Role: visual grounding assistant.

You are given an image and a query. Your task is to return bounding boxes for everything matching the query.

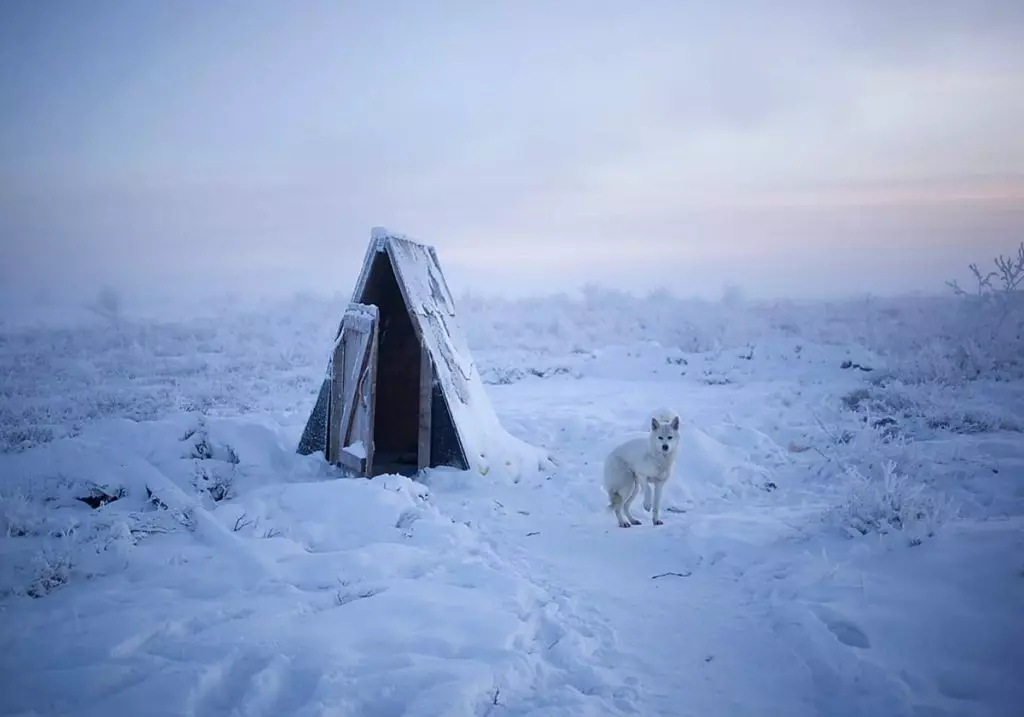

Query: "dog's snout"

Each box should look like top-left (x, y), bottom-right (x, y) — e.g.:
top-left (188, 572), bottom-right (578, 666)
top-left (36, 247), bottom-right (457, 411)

top-left (662, 443), bottom-right (670, 452)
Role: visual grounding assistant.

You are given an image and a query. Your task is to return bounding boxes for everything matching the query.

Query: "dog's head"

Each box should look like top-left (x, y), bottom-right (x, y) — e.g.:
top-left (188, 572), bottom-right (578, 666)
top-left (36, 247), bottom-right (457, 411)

top-left (648, 409), bottom-right (681, 457)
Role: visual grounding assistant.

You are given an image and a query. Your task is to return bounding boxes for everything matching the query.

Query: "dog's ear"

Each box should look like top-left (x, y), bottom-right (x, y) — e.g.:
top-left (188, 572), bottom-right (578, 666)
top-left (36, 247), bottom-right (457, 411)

top-left (670, 416), bottom-right (680, 430)
top-left (651, 417), bottom-right (659, 431)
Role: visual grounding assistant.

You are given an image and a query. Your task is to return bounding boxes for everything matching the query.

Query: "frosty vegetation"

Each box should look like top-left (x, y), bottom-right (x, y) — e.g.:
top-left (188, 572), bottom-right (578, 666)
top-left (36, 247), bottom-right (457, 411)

top-left (1, 247), bottom-right (1021, 542)
top-left (0, 246), bottom-right (1021, 715)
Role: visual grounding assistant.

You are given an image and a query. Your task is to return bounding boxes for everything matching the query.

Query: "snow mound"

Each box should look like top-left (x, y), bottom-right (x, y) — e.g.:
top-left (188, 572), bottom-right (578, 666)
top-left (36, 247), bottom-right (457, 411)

top-left (673, 425), bottom-right (783, 501)
top-left (0, 414), bottom-right (629, 716)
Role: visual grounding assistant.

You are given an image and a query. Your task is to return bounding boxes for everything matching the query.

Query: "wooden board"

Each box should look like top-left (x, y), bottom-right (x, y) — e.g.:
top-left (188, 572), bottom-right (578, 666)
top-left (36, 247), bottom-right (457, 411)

top-left (417, 344), bottom-right (433, 469)
top-left (326, 303), bottom-right (379, 475)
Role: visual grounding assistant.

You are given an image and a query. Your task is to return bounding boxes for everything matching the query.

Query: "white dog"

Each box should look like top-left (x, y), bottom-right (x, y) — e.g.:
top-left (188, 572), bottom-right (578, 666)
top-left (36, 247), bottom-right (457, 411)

top-left (603, 409), bottom-right (681, 528)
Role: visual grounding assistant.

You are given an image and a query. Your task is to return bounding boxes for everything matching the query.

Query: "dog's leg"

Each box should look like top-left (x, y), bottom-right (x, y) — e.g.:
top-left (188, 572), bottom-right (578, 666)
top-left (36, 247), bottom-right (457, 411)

top-left (623, 474), bottom-right (642, 526)
top-left (651, 480), bottom-right (666, 525)
top-left (611, 489), bottom-right (632, 528)
top-left (642, 477), bottom-right (653, 512)
top-left (610, 501), bottom-right (626, 528)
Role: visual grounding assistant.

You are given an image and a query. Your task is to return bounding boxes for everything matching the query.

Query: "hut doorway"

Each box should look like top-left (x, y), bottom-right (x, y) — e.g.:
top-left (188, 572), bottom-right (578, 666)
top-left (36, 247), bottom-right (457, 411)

top-left (358, 250), bottom-right (424, 475)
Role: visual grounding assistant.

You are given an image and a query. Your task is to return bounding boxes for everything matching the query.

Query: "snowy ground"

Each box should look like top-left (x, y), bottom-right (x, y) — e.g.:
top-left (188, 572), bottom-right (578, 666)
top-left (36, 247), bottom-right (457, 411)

top-left (1, 291), bottom-right (1022, 717)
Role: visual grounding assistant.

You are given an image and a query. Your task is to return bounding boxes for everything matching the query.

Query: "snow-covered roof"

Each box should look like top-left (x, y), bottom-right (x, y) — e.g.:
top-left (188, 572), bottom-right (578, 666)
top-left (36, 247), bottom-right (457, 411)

top-left (351, 228), bottom-right (549, 478)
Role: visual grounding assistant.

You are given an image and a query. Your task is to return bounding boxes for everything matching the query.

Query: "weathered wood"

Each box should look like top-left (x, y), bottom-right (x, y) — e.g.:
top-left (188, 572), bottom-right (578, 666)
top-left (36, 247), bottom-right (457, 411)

top-left (341, 301), bottom-right (377, 334)
top-left (301, 228), bottom-right (544, 478)
top-left (386, 250), bottom-right (426, 345)
top-left (362, 314), bottom-right (379, 474)
top-left (384, 237), bottom-right (470, 470)
top-left (326, 339), bottom-right (346, 464)
top-left (337, 447), bottom-right (366, 475)
top-left (327, 304), bottom-right (379, 475)
top-left (339, 327), bottom-right (375, 448)
top-left (417, 343), bottom-right (433, 469)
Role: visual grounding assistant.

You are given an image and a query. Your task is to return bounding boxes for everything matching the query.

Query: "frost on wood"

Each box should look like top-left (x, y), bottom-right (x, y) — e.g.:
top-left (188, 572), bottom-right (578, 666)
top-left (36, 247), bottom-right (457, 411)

top-left (344, 440), bottom-right (367, 459)
top-left (387, 236), bottom-right (472, 400)
top-left (378, 231), bottom-right (551, 478)
top-left (332, 303), bottom-right (378, 353)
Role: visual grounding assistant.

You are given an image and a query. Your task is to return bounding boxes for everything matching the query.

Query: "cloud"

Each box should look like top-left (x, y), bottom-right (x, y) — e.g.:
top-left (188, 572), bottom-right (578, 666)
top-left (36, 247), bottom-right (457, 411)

top-left (1, 0), bottom-right (1022, 301)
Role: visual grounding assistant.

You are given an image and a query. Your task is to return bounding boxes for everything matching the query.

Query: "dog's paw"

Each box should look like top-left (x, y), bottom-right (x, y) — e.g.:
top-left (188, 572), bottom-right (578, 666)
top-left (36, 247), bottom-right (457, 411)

top-left (629, 517), bottom-right (641, 526)
top-left (618, 520), bottom-right (633, 528)
top-left (653, 518), bottom-right (664, 526)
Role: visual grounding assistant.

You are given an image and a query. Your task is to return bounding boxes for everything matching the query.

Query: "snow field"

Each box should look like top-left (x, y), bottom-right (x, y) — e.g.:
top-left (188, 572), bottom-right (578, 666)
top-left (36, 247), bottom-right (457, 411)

top-left (1, 288), bottom-right (1022, 716)
top-left (479, 373), bottom-right (1023, 716)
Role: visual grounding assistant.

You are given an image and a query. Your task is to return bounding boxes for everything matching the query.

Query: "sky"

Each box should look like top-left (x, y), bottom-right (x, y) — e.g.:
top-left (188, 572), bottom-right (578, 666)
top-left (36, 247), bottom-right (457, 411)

top-left (1, 0), bottom-right (1023, 304)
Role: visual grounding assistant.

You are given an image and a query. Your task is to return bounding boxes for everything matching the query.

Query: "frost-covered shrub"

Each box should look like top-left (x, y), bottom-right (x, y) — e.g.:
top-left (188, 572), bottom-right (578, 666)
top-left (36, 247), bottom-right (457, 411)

top-left (27, 546), bottom-right (73, 598)
top-left (841, 379), bottom-right (1024, 439)
top-left (2, 269), bottom-right (1021, 455)
top-left (810, 416), bottom-right (953, 538)
top-left (925, 407), bottom-right (1023, 435)
top-left (0, 490), bottom-right (38, 537)
top-left (0, 305), bottom-right (331, 454)
top-left (841, 383), bottom-right (920, 420)
top-left (458, 288), bottom-right (780, 354)
top-left (192, 461), bottom-right (236, 503)
top-left (897, 242), bottom-right (1024, 384)
top-left (828, 460), bottom-right (957, 540)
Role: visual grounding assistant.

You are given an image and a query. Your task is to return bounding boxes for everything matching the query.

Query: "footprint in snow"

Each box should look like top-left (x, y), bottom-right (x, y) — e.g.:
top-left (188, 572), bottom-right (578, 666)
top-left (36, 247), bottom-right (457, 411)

top-left (810, 605), bottom-right (871, 649)
top-left (189, 650), bottom-right (321, 717)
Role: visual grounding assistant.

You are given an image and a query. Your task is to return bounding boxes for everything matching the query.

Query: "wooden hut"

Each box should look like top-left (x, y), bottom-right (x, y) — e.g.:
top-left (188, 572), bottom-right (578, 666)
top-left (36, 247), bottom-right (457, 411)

top-left (298, 227), bottom-right (547, 478)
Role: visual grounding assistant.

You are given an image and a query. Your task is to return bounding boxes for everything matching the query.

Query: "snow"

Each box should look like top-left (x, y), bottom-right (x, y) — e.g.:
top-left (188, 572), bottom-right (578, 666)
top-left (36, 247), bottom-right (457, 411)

top-left (343, 440), bottom-right (367, 460)
top-left (1, 288), bottom-right (1023, 717)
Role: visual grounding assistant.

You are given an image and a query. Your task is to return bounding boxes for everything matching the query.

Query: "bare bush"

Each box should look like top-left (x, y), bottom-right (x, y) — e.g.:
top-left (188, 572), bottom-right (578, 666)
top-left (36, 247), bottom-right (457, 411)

top-left (946, 242), bottom-right (1024, 302)
top-left (939, 242), bottom-right (1024, 381)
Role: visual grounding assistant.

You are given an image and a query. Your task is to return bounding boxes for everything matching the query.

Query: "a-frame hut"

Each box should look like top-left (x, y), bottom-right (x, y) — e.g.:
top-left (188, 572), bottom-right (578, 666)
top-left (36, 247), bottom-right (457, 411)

top-left (298, 227), bottom-right (549, 479)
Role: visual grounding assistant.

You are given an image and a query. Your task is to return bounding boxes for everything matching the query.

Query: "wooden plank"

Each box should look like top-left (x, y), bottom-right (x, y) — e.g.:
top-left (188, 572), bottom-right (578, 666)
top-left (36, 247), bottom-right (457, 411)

top-left (417, 342), bottom-right (433, 469)
top-left (326, 338), bottom-right (346, 464)
top-left (363, 319), bottom-right (379, 474)
top-left (383, 247), bottom-right (426, 346)
top-left (326, 304), bottom-right (379, 474)
top-left (339, 313), bottom-right (376, 450)
top-left (343, 301), bottom-right (377, 332)
top-left (334, 325), bottom-right (360, 457)
top-left (337, 448), bottom-right (365, 475)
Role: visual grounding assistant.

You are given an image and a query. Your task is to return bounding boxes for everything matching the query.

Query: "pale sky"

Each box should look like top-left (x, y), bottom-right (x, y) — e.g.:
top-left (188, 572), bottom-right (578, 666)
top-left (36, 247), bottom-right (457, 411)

top-left (1, 0), bottom-right (1023, 303)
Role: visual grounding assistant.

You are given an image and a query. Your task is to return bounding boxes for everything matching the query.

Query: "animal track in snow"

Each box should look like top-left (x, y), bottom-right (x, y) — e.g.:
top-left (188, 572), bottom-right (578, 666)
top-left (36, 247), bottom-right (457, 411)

top-left (187, 650), bottom-right (321, 717)
top-left (811, 605), bottom-right (872, 649)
